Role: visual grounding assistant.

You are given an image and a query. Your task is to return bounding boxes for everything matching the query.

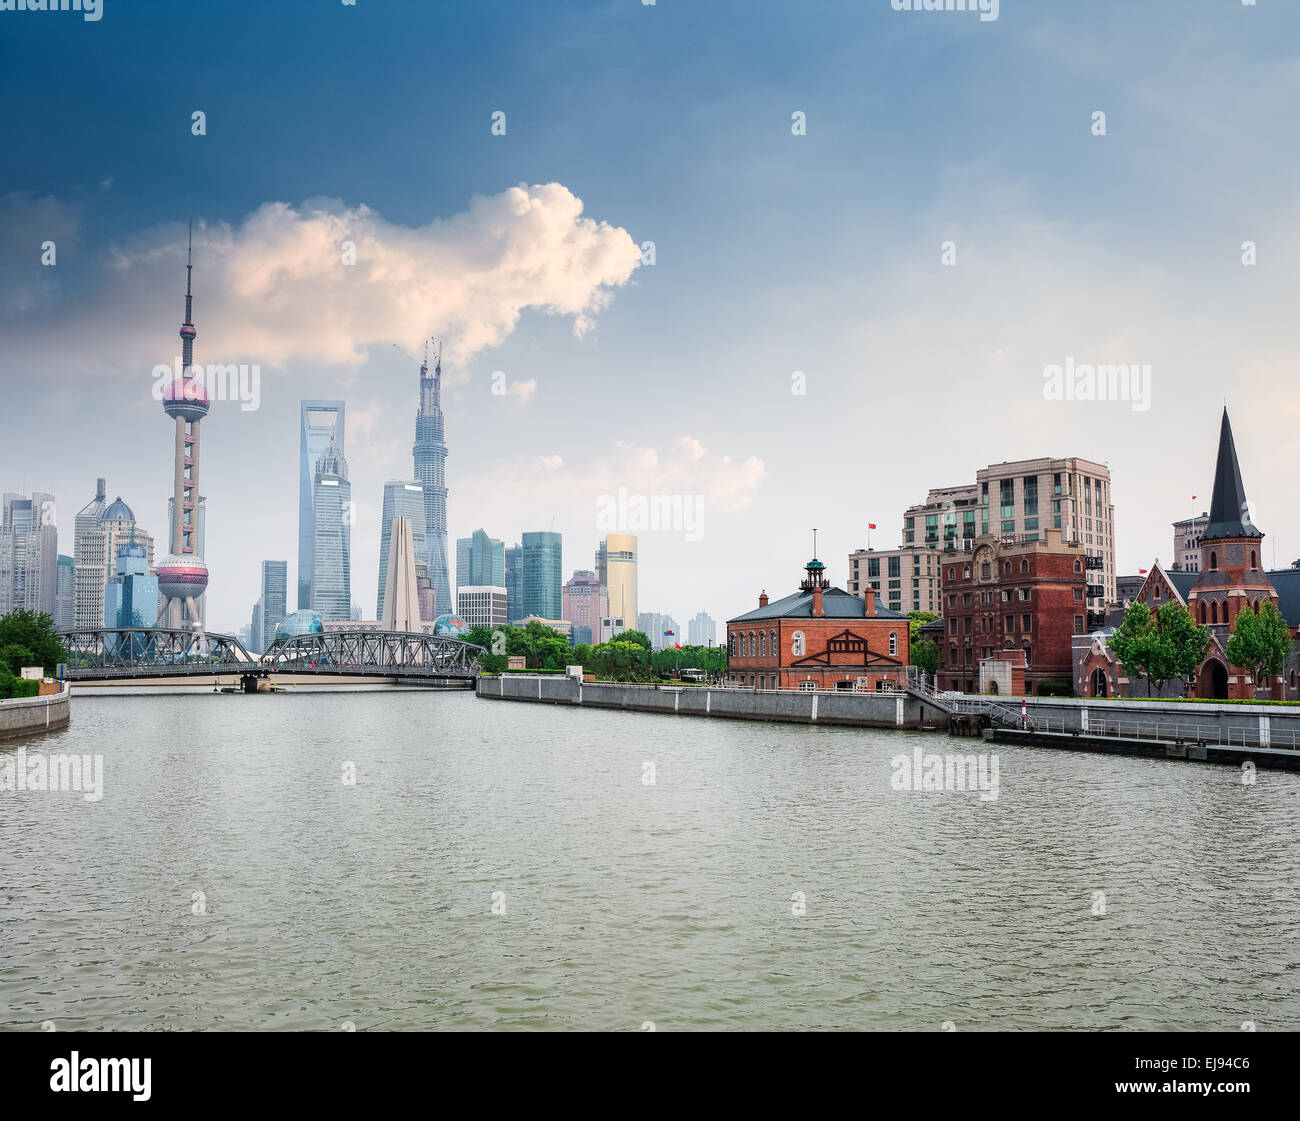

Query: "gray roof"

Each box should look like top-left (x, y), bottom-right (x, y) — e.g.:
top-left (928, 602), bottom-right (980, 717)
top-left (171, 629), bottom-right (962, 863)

top-left (729, 587), bottom-right (907, 623)
top-left (1203, 409), bottom-right (1262, 541)
top-left (1166, 569), bottom-right (1197, 602)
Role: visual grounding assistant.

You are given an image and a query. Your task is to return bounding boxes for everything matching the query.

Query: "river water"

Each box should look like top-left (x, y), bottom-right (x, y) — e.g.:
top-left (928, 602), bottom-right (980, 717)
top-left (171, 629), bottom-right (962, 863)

top-left (2, 690), bottom-right (1297, 1031)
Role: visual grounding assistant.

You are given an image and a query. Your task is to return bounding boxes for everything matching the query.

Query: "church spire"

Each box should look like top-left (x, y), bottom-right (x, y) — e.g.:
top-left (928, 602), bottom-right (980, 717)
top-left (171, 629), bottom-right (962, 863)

top-left (1203, 408), bottom-right (1261, 541)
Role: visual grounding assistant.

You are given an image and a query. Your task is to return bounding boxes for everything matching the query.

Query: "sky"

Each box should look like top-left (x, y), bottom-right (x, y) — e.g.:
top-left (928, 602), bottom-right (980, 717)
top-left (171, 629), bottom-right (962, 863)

top-left (2, 0), bottom-right (1299, 634)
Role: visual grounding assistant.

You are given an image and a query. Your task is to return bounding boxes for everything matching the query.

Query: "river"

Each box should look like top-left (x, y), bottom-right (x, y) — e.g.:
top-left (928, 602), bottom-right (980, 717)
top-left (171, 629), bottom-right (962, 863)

top-left (2, 690), bottom-right (1297, 1031)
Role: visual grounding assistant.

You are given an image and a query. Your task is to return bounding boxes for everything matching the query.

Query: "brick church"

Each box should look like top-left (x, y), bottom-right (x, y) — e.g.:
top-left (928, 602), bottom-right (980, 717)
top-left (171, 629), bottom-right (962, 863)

top-left (726, 557), bottom-right (910, 691)
top-left (1080, 409), bottom-right (1300, 700)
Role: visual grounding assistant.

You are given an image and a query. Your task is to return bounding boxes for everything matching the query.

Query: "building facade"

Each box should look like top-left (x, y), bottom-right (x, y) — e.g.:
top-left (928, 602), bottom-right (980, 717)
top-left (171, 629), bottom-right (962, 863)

top-left (562, 569), bottom-right (605, 646)
top-left (902, 484), bottom-right (981, 553)
top-left (298, 400), bottom-right (345, 610)
top-left (309, 436), bottom-right (351, 620)
top-left (458, 585), bottom-right (508, 630)
top-left (55, 554), bottom-right (75, 631)
top-left (638, 611), bottom-right (682, 650)
top-left (457, 529), bottom-right (505, 593)
top-left (74, 497), bottom-right (155, 631)
top-left (504, 543), bottom-right (523, 624)
top-left (104, 536), bottom-right (159, 628)
top-left (687, 611), bottom-right (717, 647)
top-left (0, 491), bottom-right (58, 617)
top-left (1171, 513), bottom-right (1209, 572)
top-left (597, 534), bottom-right (637, 644)
top-left (936, 528), bottom-right (1089, 695)
top-left (521, 531), bottom-right (562, 621)
top-left (377, 481), bottom-right (427, 621)
top-left (847, 545), bottom-right (942, 617)
top-left (260, 560), bottom-right (288, 650)
top-left (726, 558), bottom-right (910, 691)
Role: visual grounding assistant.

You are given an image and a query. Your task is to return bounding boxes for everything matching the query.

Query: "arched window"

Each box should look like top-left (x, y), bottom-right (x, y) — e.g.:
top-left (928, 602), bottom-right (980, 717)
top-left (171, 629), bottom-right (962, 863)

top-left (1022, 642), bottom-right (1032, 666)
top-left (792, 631), bottom-right (805, 657)
top-left (1209, 550), bottom-right (1218, 571)
top-left (1200, 601), bottom-right (1206, 624)
top-left (1251, 550), bottom-right (1258, 569)
top-left (1021, 559), bottom-right (1029, 574)
top-left (1073, 558), bottom-right (1082, 573)
top-left (948, 567), bottom-right (955, 581)
top-left (963, 566), bottom-right (971, 579)
top-left (728, 634), bottom-right (736, 656)
top-left (1254, 600), bottom-right (1261, 615)
top-left (748, 632), bottom-right (756, 657)
top-left (889, 632), bottom-right (898, 656)
top-left (1211, 602), bottom-right (1218, 624)
top-left (759, 631), bottom-right (766, 657)
top-left (769, 630), bottom-right (777, 659)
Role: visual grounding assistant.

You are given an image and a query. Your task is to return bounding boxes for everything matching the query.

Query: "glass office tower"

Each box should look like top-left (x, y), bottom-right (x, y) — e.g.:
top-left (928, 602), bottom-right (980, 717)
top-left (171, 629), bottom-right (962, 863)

top-left (521, 531), bottom-right (562, 621)
top-left (309, 436), bottom-right (351, 620)
top-left (376, 481), bottom-right (427, 621)
top-left (299, 401), bottom-right (346, 610)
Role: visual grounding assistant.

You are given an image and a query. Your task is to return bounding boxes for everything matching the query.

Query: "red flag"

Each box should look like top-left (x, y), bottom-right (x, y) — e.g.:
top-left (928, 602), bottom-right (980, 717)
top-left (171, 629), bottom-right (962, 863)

top-left (868, 523), bottom-right (877, 529)
top-left (674, 643), bottom-right (681, 650)
top-left (1139, 568), bottom-right (1148, 574)
top-left (1191, 496), bottom-right (1196, 501)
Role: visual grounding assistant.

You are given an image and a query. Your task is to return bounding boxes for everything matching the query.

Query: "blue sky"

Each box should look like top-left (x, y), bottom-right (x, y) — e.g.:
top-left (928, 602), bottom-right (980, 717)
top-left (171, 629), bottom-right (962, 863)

top-left (3, 0), bottom-right (1299, 631)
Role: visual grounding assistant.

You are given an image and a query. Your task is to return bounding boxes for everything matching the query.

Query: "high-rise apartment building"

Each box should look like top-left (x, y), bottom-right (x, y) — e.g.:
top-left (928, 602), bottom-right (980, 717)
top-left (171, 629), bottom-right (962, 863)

top-left (562, 569), bottom-right (605, 646)
top-left (596, 534), bottom-right (637, 644)
top-left (847, 545), bottom-right (943, 617)
top-left (0, 492), bottom-right (58, 617)
top-left (298, 400), bottom-right (346, 610)
top-left (457, 585), bottom-right (508, 630)
top-left (377, 481), bottom-right (427, 621)
top-left (638, 611), bottom-right (681, 650)
top-left (904, 458), bottom-right (1115, 613)
top-left (687, 611), bottom-right (716, 647)
top-left (521, 531), bottom-right (562, 621)
top-left (309, 436), bottom-right (351, 620)
top-left (1171, 513), bottom-right (1209, 573)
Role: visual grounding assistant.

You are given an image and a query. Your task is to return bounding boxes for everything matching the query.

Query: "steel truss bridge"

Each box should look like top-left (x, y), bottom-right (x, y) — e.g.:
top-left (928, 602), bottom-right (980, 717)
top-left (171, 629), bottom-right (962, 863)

top-left (59, 627), bottom-right (484, 686)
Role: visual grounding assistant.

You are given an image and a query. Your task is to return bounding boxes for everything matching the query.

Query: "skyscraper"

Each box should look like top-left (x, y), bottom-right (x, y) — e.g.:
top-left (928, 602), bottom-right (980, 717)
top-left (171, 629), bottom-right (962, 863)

top-left (0, 492), bottom-right (57, 617)
top-left (157, 226), bottom-right (211, 630)
top-left (299, 400), bottom-right (346, 610)
top-left (104, 534), bottom-right (159, 628)
top-left (688, 611), bottom-right (717, 646)
top-left (55, 554), bottom-right (75, 631)
top-left (563, 570), bottom-right (605, 646)
top-left (309, 436), bottom-right (351, 620)
top-left (377, 481), bottom-right (427, 621)
top-left (522, 531), bottom-right (562, 621)
top-left (74, 496), bottom-right (155, 630)
top-left (597, 534), bottom-right (638, 643)
top-left (260, 560), bottom-right (288, 648)
top-left (412, 344), bottom-right (452, 616)
top-left (457, 529), bottom-right (504, 591)
top-left (504, 543), bottom-right (523, 624)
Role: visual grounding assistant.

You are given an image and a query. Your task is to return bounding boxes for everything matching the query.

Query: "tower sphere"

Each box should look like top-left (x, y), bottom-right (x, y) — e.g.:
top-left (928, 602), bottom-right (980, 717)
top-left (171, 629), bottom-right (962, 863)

top-left (155, 554), bottom-right (209, 601)
top-left (162, 376), bottom-right (210, 422)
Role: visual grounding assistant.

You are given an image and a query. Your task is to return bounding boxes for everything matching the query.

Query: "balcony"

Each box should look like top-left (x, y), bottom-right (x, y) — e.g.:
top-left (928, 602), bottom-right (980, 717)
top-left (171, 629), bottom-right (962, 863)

top-left (1084, 555), bottom-right (1104, 570)
top-left (1086, 584), bottom-right (1105, 599)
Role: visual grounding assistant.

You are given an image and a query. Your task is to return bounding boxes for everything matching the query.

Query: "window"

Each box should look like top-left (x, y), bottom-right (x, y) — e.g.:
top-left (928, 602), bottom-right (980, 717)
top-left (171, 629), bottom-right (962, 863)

top-left (889, 632), bottom-right (898, 656)
top-left (949, 619), bottom-right (958, 635)
top-left (1251, 550), bottom-right (1258, 569)
top-left (1075, 615), bottom-right (1084, 634)
top-left (1020, 559), bottom-right (1029, 574)
top-left (759, 631), bottom-right (767, 657)
top-left (1004, 561), bottom-right (1012, 576)
top-left (1209, 551), bottom-right (1218, 571)
top-left (1019, 588), bottom-right (1031, 601)
top-left (798, 680), bottom-right (816, 691)
top-left (748, 632), bottom-right (756, 657)
top-left (1200, 601), bottom-right (1206, 624)
top-left (948, 567), bottom-right (955, 581)
top-left (1073, 587), bottom-right (1083, 602)
top-left (868, 557), bottom-right (880, 578)
top-left (770, 629), bottom-right (777, 657)
top-left (728, 634), bottom-right (736, 656)
top-left (963, 566), bottom-right (971, 579)
top-left (888, 556), bottom-right (901, 579)
top-left (1022, 614), bottom-right (1032, 632)
top-left (1073, 558), bottom-right (1082, 573)
top-left (791, 631), bottom-right (806, 657)
top-left (981, 563), bottom-right (991, 579)
top-left (1211, 602), bottom-right (1218, 624)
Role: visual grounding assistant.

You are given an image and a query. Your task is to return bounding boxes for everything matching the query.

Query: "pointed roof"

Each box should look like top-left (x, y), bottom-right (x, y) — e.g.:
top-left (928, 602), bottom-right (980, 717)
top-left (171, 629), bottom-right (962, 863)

top-left (1202, 408), bottom-right (1261, 541)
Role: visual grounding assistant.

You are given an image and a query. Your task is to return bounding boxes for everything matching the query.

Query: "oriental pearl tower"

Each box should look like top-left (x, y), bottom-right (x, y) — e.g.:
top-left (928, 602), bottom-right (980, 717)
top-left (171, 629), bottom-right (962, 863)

top-left (156, 224), bottom-right (210, 630)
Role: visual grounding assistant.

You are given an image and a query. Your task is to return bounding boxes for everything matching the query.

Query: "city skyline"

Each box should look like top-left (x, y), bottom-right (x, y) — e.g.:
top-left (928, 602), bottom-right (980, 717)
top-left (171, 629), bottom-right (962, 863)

top-left (3, 3), bottom-right (1299, 634)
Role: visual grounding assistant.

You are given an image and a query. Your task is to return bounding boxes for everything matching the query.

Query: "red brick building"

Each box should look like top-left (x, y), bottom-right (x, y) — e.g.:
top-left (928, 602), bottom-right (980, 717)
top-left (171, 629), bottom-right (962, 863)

top-left (1081, 410), bottom-right (1300, 700)
top-left (937, 528), bottom-right (1090, 695)
top-left (726, 558), bottom-right (910, 690)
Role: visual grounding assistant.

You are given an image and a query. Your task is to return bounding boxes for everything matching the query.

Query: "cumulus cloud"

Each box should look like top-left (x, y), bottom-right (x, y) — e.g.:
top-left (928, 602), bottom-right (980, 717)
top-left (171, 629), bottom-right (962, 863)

top-left (506, 377), bottom-right (538, 405)
top-left (5, 183), bottom-right (642, 372)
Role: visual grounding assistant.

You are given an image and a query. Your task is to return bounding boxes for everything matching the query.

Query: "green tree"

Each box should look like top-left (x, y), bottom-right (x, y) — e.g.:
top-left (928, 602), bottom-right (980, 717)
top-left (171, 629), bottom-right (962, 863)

top-left (1226, 600), bottom-right (1292, 693)
top-left (909, 637), bottom-right (940, 674)
top-left (618, 629), bottom-right (651, 650)
top-left (1109, 601), bottom-right (1209, 695)
top-left (907, 611), bottom-right (939, 641)
top-left (0, 609), bottom-right (65, 675)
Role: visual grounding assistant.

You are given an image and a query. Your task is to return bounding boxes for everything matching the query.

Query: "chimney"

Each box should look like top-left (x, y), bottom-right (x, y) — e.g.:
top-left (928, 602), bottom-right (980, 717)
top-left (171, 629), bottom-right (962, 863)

top-left (812, 585), bottom-right (824, 618)
top-left (759, 590), bottom-right (769, 608)
top-left (862, 585), bottom-right (876, 616)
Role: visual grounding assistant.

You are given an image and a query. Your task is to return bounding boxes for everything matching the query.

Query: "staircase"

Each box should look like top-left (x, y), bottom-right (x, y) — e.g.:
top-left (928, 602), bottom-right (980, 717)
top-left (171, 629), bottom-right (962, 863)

top-left (904, 669), bottom-right (1031, 729)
